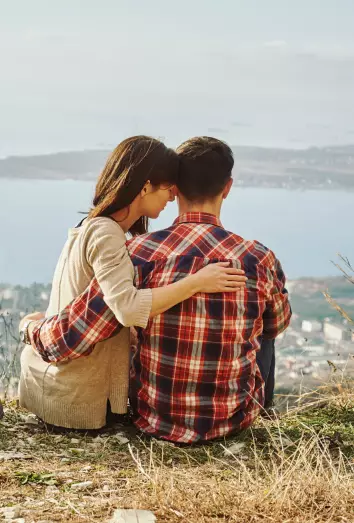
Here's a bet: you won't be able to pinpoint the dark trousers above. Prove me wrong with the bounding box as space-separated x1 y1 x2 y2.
256 339 275 408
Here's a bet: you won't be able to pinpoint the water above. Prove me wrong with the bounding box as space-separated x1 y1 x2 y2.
1 178 353 285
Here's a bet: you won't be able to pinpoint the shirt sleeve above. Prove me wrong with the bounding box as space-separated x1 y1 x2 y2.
31 278 121 363
262 254 292 340
84 218 152 328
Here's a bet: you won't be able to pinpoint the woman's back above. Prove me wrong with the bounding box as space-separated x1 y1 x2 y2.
19 217 138 429
47 217 117 316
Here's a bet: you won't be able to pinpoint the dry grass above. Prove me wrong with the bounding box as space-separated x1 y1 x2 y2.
0 381 353 522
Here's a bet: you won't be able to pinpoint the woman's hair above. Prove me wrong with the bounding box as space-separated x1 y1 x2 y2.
89 136 179 235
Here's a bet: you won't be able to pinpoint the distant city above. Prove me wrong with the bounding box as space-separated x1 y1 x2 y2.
1 144 354 190
276 278 354 392
1 277 353 398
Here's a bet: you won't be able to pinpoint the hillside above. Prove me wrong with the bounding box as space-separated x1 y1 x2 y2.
0 381 353 522
1 145 354 190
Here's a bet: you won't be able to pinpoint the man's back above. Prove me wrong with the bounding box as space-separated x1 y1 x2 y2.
128 212 291 443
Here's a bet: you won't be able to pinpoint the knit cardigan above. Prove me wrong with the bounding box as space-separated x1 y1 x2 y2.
19 217 152 429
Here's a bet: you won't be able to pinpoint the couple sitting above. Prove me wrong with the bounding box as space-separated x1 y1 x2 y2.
19 136 291 444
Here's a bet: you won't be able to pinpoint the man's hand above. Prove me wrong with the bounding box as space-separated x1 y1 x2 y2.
19 312 45 333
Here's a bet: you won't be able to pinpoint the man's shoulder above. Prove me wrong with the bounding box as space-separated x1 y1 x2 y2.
127 222 280 270
127 226 175 257
220 227 277 265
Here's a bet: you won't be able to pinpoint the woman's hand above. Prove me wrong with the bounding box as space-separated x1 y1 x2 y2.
193 262 247 293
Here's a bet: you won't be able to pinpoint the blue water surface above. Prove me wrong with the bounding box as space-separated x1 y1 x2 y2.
0 179 353 284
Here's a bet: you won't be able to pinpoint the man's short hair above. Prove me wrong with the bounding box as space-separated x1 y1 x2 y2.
176 136 234 202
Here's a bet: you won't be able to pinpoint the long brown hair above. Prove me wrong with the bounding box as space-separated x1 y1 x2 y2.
89 136 179 235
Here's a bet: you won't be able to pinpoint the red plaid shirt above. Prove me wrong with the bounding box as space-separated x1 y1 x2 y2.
32 212 291 443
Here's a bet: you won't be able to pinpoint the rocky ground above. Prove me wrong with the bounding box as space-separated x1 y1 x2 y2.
0 381 354 522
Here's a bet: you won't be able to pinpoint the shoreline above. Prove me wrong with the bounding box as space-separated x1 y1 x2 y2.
1 175 353 191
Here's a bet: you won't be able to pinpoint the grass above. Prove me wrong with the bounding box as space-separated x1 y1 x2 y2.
0 381 354 522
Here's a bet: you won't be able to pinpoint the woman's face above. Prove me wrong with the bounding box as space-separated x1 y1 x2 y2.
141 183 176 219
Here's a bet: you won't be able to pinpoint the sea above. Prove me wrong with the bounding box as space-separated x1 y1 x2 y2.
1 178 353 285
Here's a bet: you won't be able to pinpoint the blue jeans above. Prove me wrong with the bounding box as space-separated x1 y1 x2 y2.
256 339 275 408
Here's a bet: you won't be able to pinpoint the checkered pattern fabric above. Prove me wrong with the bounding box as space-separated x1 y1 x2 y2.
31 212 291 443
31 279 122 362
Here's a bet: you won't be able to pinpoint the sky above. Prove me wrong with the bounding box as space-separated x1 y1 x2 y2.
1 0 354 156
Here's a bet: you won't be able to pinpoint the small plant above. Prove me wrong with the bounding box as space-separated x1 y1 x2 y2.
15 471 58 486
324 255 354 326
0 310 22 398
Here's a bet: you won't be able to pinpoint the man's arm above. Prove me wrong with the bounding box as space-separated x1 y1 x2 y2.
23 260 247 363
262 256 292 340
26 278 121 363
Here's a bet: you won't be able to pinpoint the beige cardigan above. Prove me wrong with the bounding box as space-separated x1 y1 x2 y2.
19 217 152 429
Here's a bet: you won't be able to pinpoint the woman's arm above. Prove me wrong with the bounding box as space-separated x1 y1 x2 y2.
150 262 246 317
85 218 152 328
85 219 246 327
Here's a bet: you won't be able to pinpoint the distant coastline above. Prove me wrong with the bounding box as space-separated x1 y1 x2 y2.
1 144 354 190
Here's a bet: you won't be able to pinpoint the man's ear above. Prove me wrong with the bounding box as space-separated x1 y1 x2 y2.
222 178 233 199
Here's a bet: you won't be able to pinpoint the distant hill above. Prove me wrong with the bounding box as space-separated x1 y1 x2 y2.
233 144 354 189
0 150 110 181
1 144 354 189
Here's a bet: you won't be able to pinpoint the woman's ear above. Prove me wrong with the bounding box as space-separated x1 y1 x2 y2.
141 180 152 198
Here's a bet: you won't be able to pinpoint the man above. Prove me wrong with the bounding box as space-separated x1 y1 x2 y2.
21 137 291 443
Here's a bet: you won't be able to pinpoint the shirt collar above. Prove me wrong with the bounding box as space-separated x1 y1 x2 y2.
173 212 223 228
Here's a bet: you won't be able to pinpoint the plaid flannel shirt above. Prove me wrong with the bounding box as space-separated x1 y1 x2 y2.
32 212 291 443
31 279 122 363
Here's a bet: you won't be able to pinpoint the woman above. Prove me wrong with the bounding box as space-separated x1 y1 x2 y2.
19 136 246 429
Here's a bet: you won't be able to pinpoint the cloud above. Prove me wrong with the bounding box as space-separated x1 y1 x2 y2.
231 121 252 128
263 40 288 48
207 127 229 135
306 123 331 130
